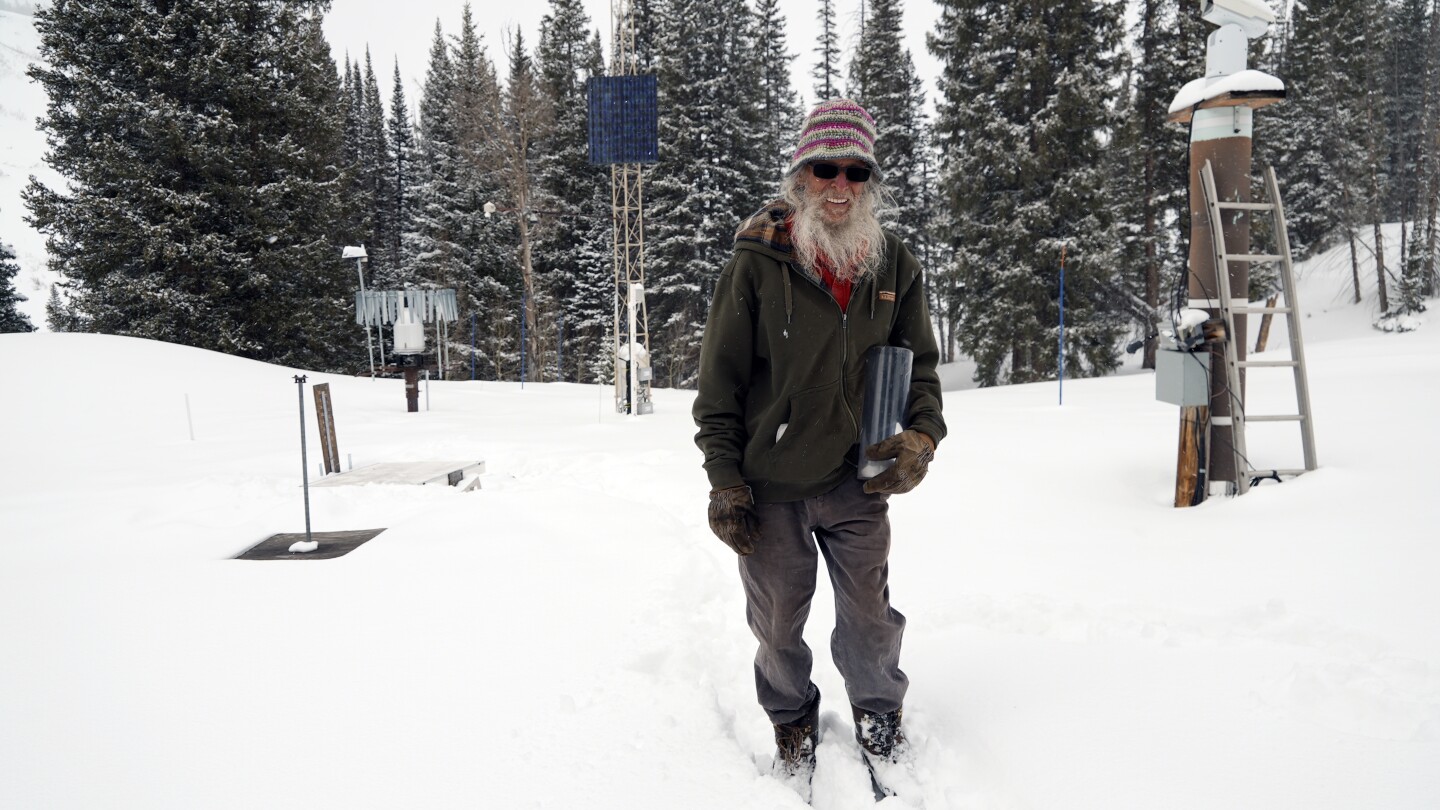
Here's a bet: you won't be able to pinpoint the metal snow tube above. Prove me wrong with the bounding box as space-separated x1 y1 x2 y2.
856 345 914 480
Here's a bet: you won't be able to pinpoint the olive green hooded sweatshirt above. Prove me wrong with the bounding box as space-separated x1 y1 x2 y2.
692 201 946 503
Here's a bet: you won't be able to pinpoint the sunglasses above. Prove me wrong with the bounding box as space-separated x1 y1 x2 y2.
809 162 872 183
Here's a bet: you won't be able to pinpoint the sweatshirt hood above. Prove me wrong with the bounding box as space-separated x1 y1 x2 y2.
734 200 795 262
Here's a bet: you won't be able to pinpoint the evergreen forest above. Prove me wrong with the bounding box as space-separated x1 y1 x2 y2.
18 0 1440 386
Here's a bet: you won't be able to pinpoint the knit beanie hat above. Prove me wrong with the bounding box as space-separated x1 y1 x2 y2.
788 98 879 177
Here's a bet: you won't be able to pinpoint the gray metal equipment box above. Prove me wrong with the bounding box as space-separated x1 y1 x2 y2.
1155 348 1211 407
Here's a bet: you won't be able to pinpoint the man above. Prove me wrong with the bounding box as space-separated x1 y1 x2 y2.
692 98 946 796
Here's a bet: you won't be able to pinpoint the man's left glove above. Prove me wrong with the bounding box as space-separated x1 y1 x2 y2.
708 485 760 556
862 430 935 495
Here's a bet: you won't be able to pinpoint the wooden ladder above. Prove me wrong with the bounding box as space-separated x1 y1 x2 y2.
1199 161 1319 495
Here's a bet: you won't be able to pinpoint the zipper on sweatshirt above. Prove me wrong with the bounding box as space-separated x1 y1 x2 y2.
840 312 858 439
790 262 861 440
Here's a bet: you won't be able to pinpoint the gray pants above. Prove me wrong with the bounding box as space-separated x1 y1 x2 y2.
740 476 908 725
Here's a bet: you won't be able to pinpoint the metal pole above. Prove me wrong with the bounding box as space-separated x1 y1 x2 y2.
184 393 195 441
294 375 312 544
628 282 640 416
357 260 376 377
1058 244 1066 406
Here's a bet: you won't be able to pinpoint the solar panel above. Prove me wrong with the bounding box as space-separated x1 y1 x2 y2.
587 75 659 165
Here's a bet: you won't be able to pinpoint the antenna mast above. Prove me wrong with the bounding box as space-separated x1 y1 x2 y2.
609 0 653 414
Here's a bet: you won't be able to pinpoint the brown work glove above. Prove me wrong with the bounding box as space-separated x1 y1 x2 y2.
862 430 935 495
708 485 760 556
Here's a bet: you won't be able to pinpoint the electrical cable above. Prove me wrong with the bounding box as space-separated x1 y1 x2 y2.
1181 259 1264 491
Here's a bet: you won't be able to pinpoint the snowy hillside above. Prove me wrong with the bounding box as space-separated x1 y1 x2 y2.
0 7 55 328
2 247 1437 808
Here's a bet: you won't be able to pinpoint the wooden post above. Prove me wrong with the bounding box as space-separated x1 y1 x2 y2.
1166 0 1285 504
312 383 340 474
1187 126 1252 494
1168 101 1281 505
1174 405 1208 507
403 368 420 413
1253 293 1279 352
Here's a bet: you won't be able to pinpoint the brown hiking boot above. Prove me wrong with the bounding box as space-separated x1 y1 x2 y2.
772 692 821 783
852 705 906 762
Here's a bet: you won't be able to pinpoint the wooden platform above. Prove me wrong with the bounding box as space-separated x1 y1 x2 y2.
308 460 485 489
235 529 386 560
1167 90 1285 124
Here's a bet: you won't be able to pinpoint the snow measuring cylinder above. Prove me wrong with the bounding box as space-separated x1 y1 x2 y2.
857 345 914 481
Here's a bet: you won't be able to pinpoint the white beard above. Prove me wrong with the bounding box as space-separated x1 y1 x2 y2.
784 179 887 283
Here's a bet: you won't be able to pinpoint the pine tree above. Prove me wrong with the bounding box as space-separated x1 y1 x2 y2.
535 0 612 381
754 0 802 180
25 0 356 370
451 5 522 379
613 0 663 73
1384 0 1425 222
1392 0 1436 310
406 13 511 379
1358 0 1393 314
0 234 36 333
1409 0 1440 303
647 0 767 386
45 284 80 332
339 56 366 251
847 0 926 250
382 60 416 288
728 0 777 212
917 122 959 362
406 19 463 293
1112 0 1206 368
341 57 362 195
358 51 395 285
1275 0 1373 274
814 0 840 101
486 29 550 380
931 0 1129 386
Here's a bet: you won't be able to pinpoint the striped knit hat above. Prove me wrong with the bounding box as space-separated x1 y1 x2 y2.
788 98 879 177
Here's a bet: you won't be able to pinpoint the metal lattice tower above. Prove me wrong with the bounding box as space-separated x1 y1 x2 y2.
609 0 653 414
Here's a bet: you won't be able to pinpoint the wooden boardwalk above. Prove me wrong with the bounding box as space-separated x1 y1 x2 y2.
308 460 485 489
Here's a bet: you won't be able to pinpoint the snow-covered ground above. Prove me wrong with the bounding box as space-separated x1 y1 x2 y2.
3 236 1438 809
